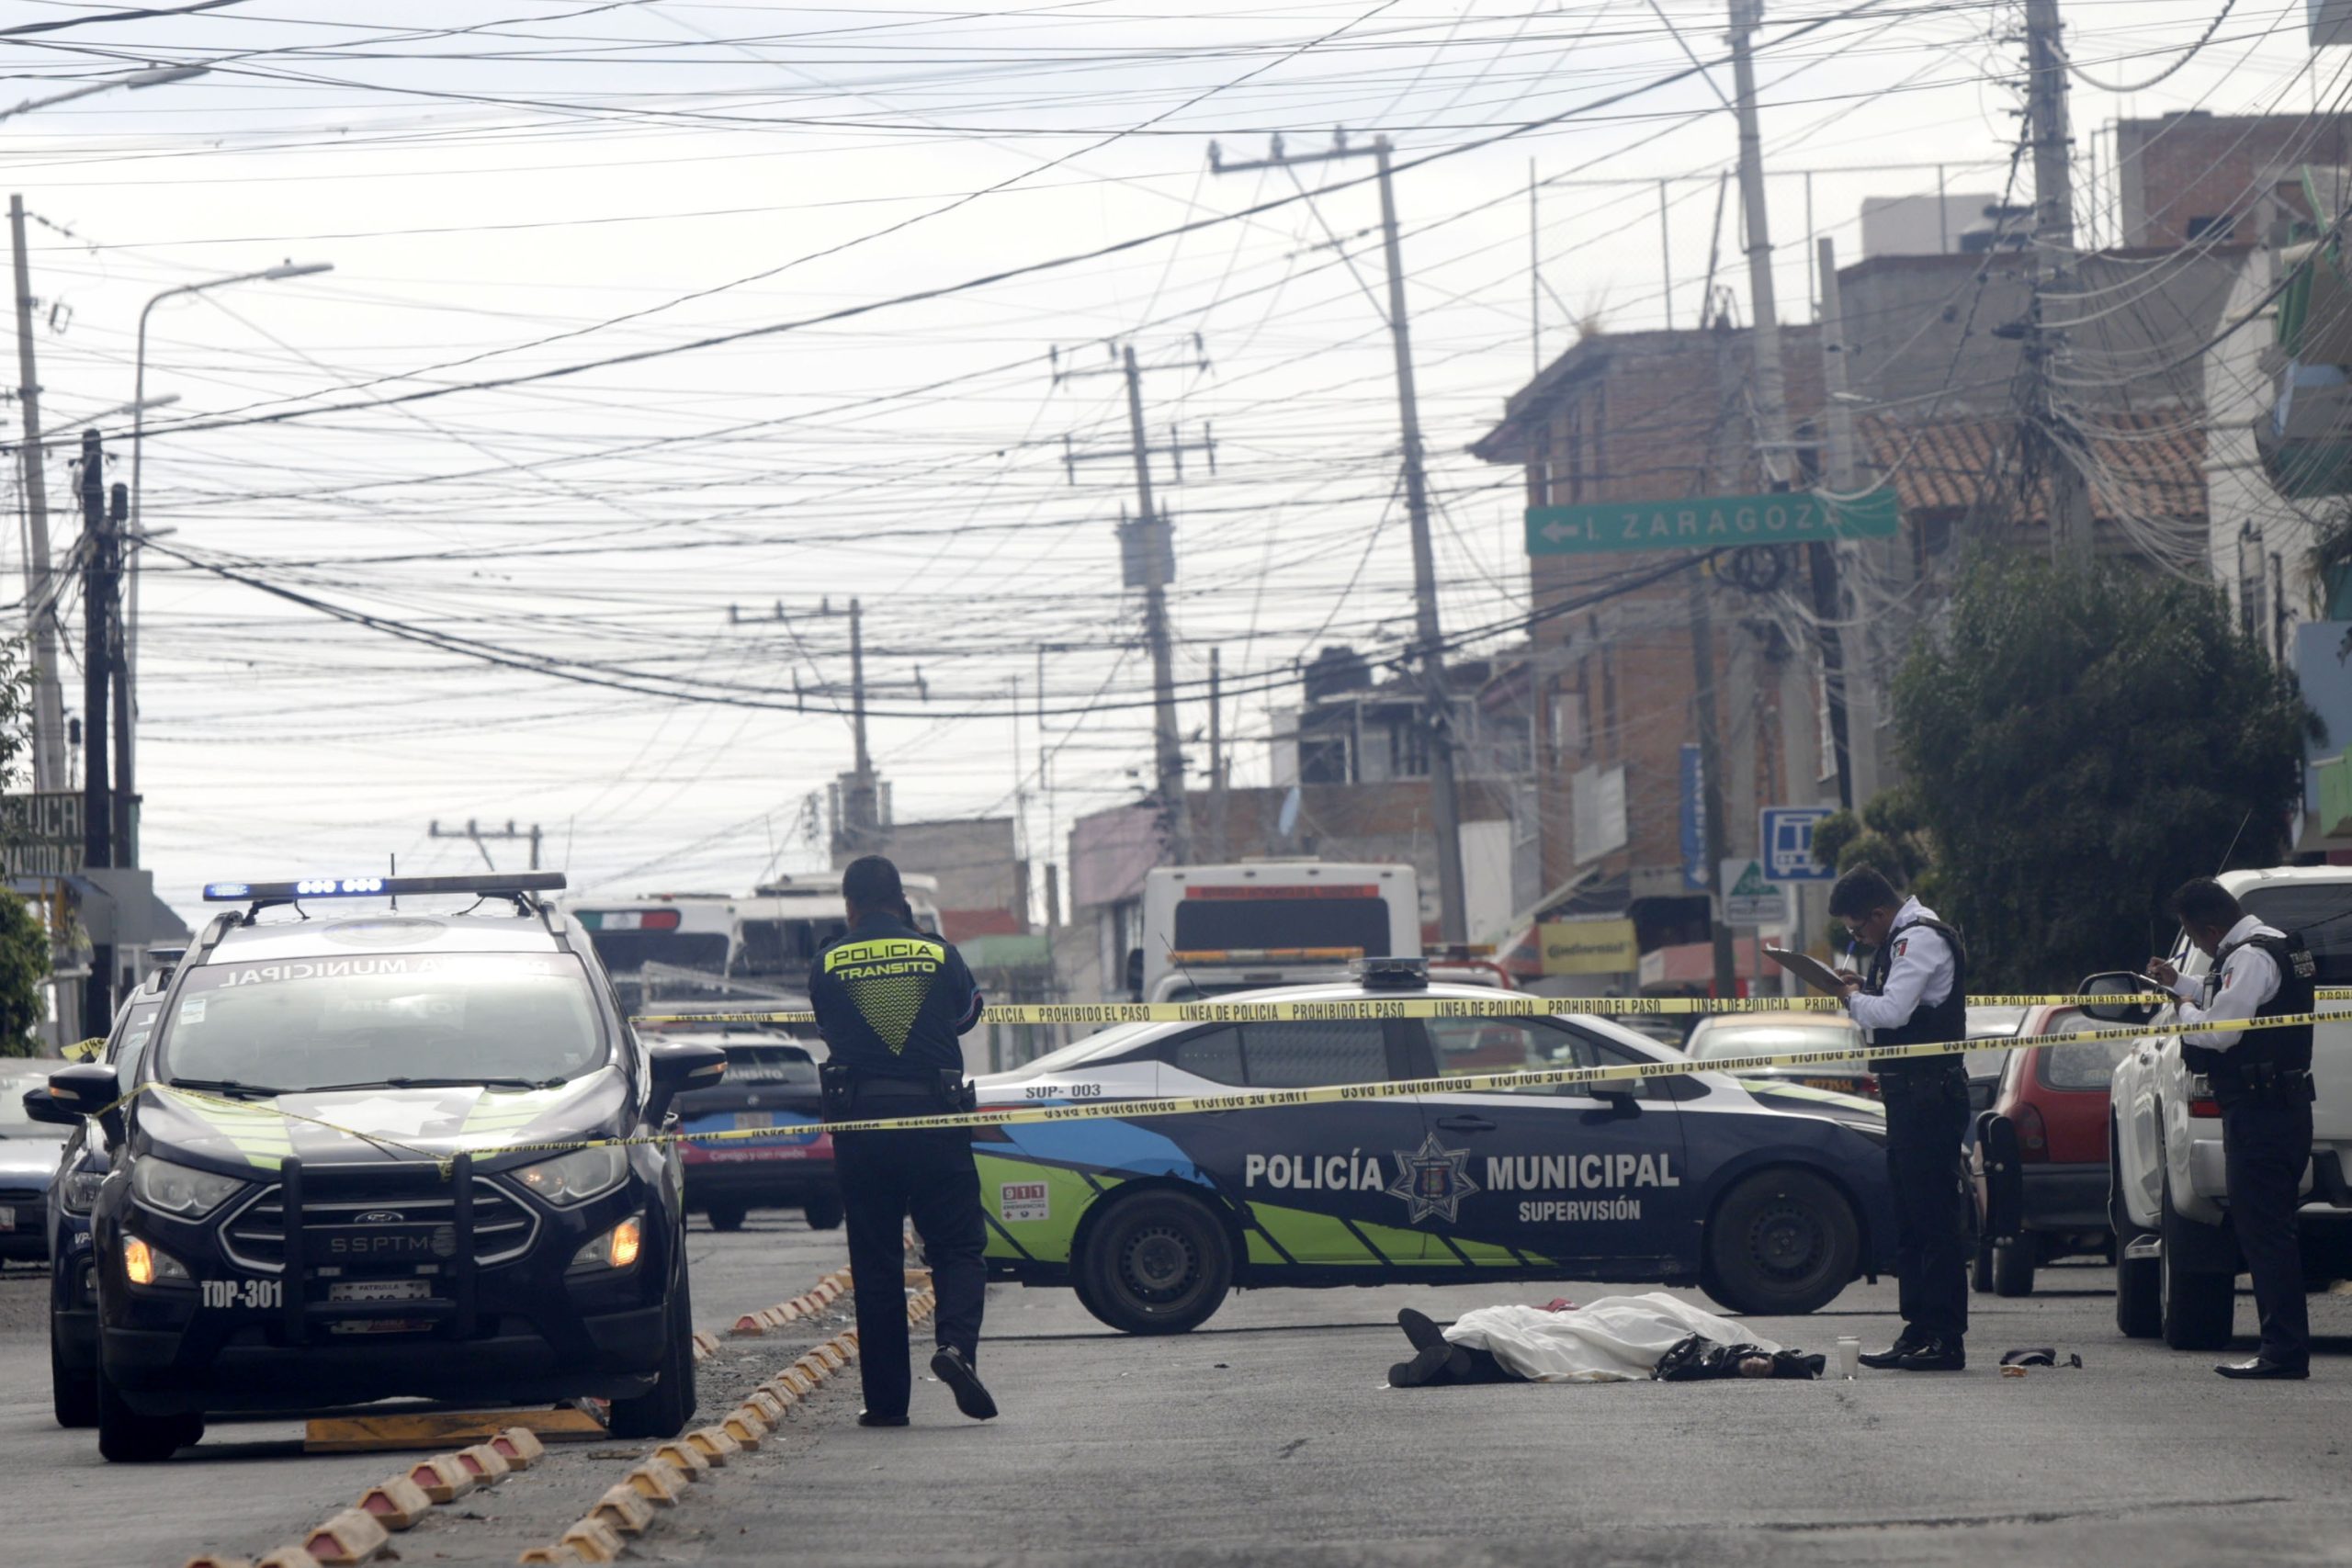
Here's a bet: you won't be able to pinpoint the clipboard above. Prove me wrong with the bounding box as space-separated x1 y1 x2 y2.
1764 945 1853 997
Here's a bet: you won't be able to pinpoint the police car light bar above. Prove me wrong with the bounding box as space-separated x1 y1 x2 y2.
202 872 569 902
1167 947 1365 964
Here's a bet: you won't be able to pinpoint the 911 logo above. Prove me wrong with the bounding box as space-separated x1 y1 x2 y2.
1385 1134 1481 1224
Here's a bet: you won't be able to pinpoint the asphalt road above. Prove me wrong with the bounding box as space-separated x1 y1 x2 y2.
8 1245 2352 1567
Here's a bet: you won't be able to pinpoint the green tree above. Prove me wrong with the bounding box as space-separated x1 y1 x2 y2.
1813 786 1938 894
0 636 47 1054
1891 556 2316 991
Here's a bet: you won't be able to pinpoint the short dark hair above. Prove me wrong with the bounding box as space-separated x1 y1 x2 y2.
2169 876 2241 931
1827 865 1901 920
842 855 904 914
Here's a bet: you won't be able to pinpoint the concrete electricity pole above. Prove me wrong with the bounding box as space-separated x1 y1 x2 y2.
2024 0 2093 558
1814 237 1880 809
10 196 66 793
1727 0 1794 484
77 433 121 1025
1211 132 1470 942
1054 342 1214 867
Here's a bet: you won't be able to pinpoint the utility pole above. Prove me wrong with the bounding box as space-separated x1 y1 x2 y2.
10 196 64 793
1054 341 1213 867
1211 133 1470 941
1814 237 1880 808
429 818 543 871
2024 0 2093 558
1207 646 1227 863
1727 0 1794 486
728 598 925 858
77 431 117 1026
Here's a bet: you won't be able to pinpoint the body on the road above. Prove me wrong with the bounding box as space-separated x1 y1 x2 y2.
1832 866 1970 1372
2146 876 2316 1380
809 855 997 1424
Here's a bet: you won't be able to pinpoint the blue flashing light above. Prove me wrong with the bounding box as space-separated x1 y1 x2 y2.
202 871 566 903
202 883 251 899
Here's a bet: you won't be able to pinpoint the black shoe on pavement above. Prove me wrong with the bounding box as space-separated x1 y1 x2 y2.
1389 1342 1463 1388
1396 1308 1474 1381
857 1411 910 1427
2215 1358 2309 1381
931 1346 999 1420
1885 1337 1966 1372
1857 1336 1923 1371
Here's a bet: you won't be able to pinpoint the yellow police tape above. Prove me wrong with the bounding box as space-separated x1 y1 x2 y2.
638 987 2352 1029
101 1002 2324 1174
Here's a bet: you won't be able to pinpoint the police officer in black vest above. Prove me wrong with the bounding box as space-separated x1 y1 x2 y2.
1829 867 1970 1371
810 855 999 1425
2145 877 2317 1380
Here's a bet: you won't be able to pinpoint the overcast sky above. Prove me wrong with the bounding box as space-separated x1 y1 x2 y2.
0 0 2330 924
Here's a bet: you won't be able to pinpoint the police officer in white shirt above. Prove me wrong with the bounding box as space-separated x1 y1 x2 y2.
1828 867 1970 1371
2145 877 2316 1380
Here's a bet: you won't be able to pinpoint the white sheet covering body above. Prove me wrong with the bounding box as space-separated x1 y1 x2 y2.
1439 1292 1779 1383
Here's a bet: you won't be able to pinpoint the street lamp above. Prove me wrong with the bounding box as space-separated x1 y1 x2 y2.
125 259 333 807
1 62 209 124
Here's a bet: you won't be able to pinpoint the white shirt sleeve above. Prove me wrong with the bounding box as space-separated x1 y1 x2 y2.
2175 945 2281 1051
1844 924 1955 1034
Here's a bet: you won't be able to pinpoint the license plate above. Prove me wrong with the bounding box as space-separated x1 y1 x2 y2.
0 1206 15 1231
328 1279 431 1304
735 1111 774 1130
329 1318 433 1335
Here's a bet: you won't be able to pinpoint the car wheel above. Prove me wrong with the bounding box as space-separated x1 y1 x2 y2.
1992 1236 2036 1297
1971 1239 1995 1294
2112 1118 2161 1337
2159 1165 2234 1351
1075 1190 1232 1336
51 1322 96 1429
1702 1168 1860 1316
95 1356 200 1463
608 1258 696 1439
803 1193 844 1231
707 1201 748 1234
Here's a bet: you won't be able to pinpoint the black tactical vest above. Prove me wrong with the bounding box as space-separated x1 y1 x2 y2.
1864 916 1968 1074
2181 929 2314 1081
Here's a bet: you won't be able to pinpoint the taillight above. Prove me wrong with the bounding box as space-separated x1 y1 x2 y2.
2188 1096 2222 1119
2015 1102 2049 1162
1859 1075 1881 1100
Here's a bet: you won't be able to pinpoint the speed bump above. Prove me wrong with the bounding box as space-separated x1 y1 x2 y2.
622 1458 689 1506
558 1517 626 1563
683 1425 739 1465
492 1427 548 1468
407 1453 479 1503
456 1442 514 1483
589 1485 658 1537
718 1409 766 1449
301 1508 391 1565
649 1438 712 1479
356 1473 435 1530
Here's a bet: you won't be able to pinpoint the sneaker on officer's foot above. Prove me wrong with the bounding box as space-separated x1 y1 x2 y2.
931 1346 998 1420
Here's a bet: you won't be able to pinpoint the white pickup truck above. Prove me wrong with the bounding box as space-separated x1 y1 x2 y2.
2097 866 2352 1349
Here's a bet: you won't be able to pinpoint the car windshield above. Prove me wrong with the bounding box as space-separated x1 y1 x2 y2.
2241 885 2352 983
1689 1023 1864 1073
157 951 607 1092
0 1071 65 1140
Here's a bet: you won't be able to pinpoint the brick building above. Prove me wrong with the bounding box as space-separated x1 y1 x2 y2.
2116 111 2352 249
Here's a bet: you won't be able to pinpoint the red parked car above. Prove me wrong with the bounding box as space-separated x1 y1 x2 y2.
1970 1005 2132 1296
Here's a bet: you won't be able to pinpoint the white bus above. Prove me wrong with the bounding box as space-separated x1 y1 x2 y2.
1133 861 1420 1001
567 875 944 1010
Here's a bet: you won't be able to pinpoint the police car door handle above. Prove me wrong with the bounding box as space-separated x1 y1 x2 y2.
1434 1114 1497 1134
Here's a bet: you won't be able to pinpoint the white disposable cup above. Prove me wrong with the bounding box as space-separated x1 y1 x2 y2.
1837 1337 1860 1379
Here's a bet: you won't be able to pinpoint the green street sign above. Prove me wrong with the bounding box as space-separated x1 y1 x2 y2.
1525 487 1900 557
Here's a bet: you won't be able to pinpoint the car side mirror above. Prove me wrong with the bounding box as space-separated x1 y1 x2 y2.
2076 971 2161 1026
645 1041 727 1126
49 1062 126 1143
21 1086 77 1128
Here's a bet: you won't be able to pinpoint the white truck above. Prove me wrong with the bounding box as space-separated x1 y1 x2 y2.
2093 865 2352 1349
1128 861 1422 1002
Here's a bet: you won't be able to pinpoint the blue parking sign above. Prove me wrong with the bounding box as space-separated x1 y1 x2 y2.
1759 807 1836 882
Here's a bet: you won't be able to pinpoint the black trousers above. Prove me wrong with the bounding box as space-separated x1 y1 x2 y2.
1880 1064 1972 1343
2221 1091 2312 1369
833 1111 988 1419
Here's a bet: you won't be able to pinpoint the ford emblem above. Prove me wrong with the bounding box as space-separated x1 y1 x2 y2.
355 1210 404 1224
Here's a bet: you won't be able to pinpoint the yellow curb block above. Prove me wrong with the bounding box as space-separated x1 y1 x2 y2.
684 1424 740 1465
457 1442 514 1483
650 1438 713 1479
747 1389 786 1421
692 1330 721 1360
356 1473 435 1530
623 1458 689 1506
719 1410 765 1449
514 1549 582 1566
559 1517 626 1563
590 1484 658 1537
493 1426 548 1467
301 1507 391 1564
255 1551 317 1568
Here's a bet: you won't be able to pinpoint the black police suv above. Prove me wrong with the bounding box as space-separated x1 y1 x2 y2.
45 874 724 1462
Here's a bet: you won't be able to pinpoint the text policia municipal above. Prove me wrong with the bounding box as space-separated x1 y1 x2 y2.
1244 1150 1679 1193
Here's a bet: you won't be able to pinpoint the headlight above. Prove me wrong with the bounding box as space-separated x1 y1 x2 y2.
60 1168 106 1214
513 1145 628 1207
123 1235 189 1286
571 1214 643 1271
130 1156 245 1219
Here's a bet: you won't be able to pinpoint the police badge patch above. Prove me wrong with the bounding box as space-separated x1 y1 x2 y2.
1386 1133 1481 1224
